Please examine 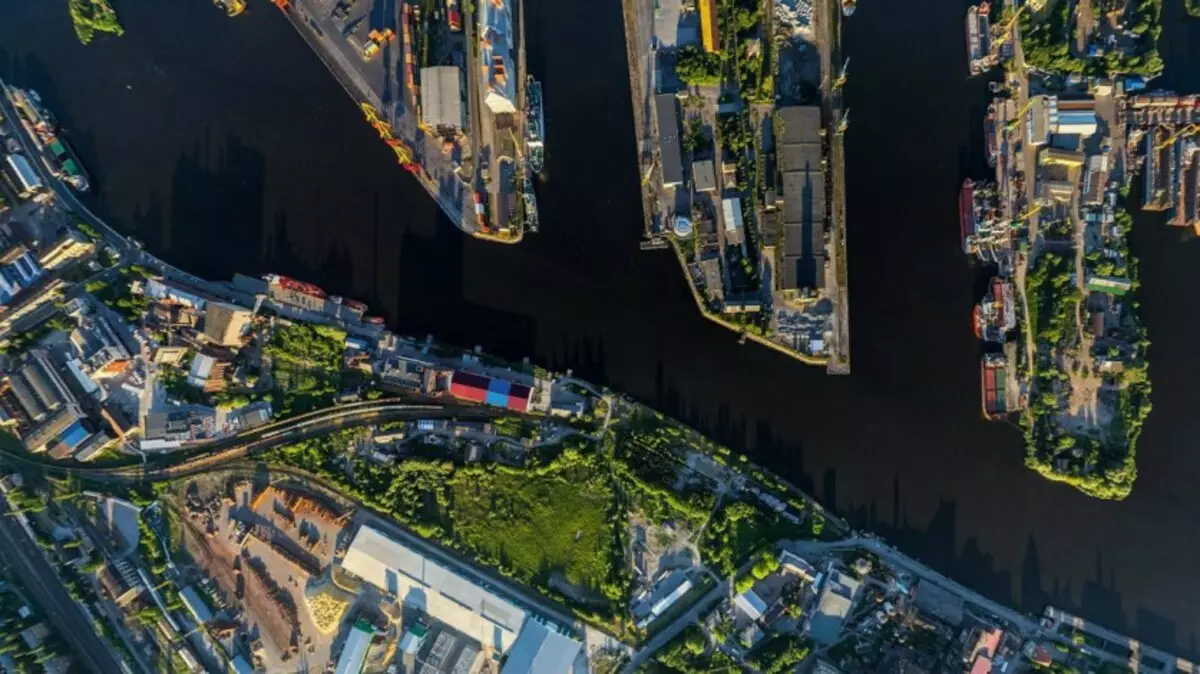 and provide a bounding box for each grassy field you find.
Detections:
[448,450,616,593]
